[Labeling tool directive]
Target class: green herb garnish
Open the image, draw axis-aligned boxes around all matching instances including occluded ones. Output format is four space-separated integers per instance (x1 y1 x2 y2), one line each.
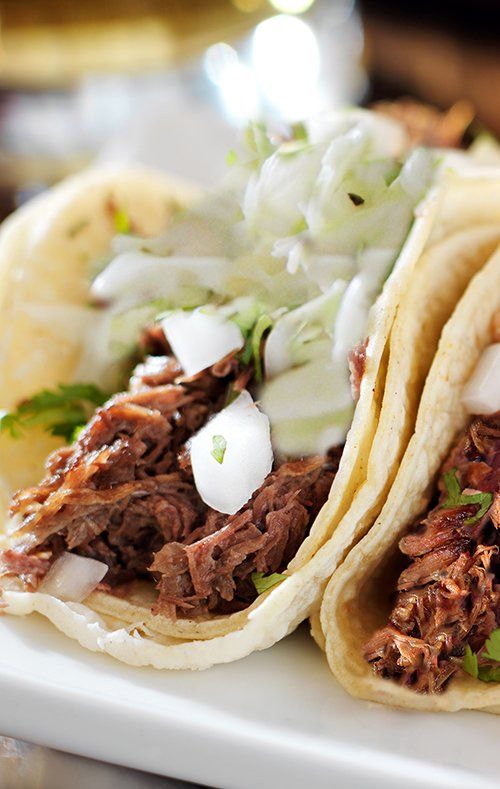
211 434 227 464
463 630 500 683
482 628 500 663
114 206 131 234
251 314 273 383
442 469 493 524
235 311 273 382
0 384 108 443
463 644 478 678
252 571 287 595
477 665 500 683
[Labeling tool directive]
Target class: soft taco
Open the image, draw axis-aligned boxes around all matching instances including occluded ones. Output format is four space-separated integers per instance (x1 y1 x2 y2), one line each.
321 248 500 711
0 110 498 670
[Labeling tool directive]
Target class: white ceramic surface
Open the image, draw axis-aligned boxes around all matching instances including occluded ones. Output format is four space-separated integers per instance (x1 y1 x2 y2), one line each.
0 615 497 789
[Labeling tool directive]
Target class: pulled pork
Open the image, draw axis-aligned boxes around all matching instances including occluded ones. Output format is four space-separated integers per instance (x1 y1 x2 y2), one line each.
5 334 339 618
364 412 500 693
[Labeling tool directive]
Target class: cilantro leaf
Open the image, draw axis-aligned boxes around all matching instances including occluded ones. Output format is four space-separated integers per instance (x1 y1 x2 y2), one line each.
252 571 287 595
251 314 273 383
211 435 227 464
442 468 493 524
462 629 500 684
0 383 108 443
0 410 23 439
235 310 273 381
443 469 462 502
70 424 86 443
463 644 478 678
483 629 500 663
478 665 500 683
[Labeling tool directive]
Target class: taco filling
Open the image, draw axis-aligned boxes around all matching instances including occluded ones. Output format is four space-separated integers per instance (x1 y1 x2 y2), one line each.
364 318 500 692
0 111 443 620
2 325 339 617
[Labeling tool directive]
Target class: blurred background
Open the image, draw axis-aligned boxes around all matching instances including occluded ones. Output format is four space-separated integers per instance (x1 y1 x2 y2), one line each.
0 0 498 220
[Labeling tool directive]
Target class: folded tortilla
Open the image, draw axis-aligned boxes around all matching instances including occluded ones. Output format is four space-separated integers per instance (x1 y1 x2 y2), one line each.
321 247 500 711
1 164 500 670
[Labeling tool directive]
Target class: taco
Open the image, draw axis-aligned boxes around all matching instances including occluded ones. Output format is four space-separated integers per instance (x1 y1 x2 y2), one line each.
321 248 500 710
0 111 498 669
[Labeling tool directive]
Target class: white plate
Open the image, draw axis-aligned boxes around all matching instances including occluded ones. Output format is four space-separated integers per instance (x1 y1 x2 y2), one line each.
0 615 498 789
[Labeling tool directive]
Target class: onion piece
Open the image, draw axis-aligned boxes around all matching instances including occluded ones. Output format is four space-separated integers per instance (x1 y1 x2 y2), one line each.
162 309 244 378
462 344 500 415
190 390 273 514
39 552 108 602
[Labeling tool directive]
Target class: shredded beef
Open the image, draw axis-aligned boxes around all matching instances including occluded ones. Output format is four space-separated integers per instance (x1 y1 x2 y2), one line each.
0 549 51 590
4 336 341 618
150 452 340 617
364 412 500 693
8 352 234 583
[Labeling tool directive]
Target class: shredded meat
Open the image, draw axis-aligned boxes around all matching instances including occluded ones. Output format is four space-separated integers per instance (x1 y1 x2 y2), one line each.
4 336 341 618
348 338 368 401
372 99 474 148
364 412 500 693
151 452 340 617
8 352 236 584
0 549 51 590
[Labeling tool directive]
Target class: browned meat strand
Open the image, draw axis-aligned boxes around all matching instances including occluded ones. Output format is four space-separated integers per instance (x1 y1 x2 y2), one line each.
151 452 340 617
0 549 51 590
9 353 235 584
372 99 474 148
364 412 500 693
5 339 340 618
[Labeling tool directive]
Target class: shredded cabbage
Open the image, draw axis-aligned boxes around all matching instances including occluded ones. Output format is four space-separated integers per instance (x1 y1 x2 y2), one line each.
82 110 439 455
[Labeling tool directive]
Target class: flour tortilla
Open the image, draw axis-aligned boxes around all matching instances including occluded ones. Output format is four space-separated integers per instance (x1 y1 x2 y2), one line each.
1 166 500 669
321 248 500 711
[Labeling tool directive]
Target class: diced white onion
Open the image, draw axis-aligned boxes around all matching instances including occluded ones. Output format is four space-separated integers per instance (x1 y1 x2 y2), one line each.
161 309 244 378
462 344 500 415
190 391 273 514
39 552 108 602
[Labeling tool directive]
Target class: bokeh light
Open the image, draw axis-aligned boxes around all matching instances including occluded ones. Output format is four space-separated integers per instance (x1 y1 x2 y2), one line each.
268 0 316 13
204 43 260 123
252 14 321 120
